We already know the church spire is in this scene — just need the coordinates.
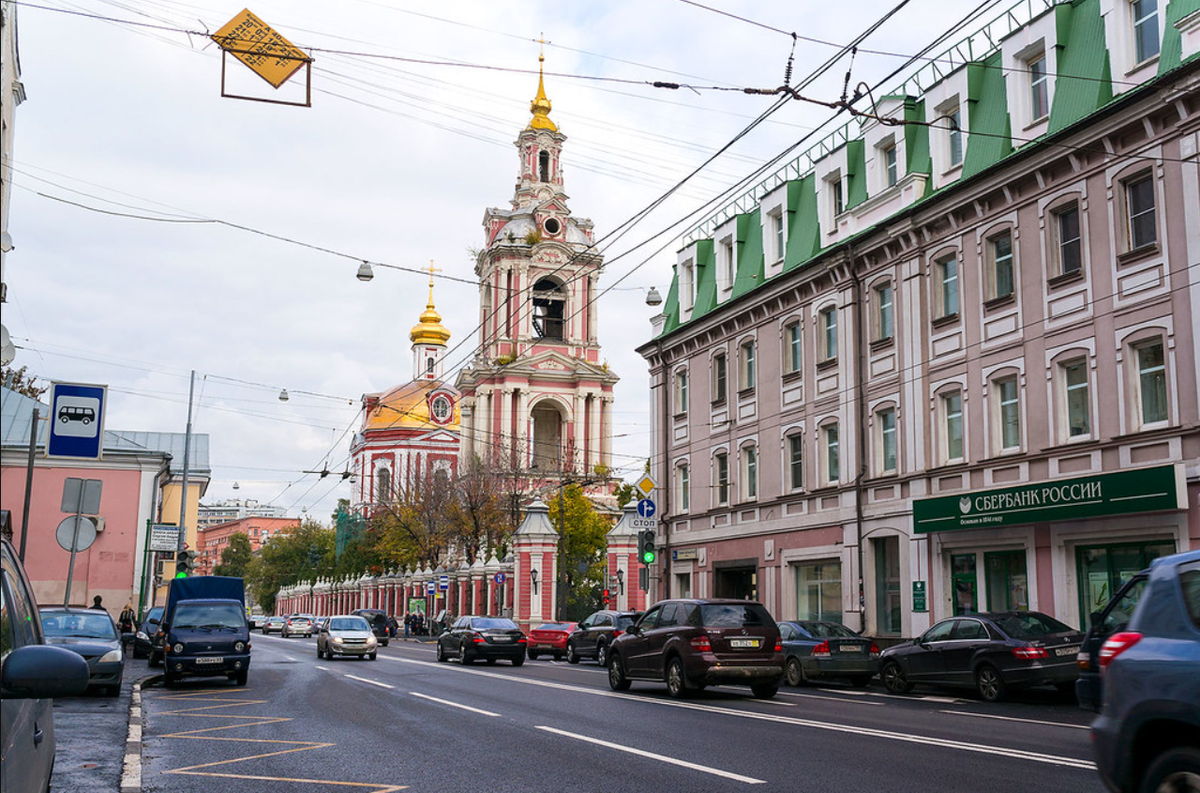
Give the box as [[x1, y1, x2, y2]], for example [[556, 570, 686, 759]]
[[410, 262, 450, 347], [527, 41, 557, 132]]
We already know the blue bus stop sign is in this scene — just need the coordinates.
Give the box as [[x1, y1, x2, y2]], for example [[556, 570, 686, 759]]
[[47, 382, 107, 460]]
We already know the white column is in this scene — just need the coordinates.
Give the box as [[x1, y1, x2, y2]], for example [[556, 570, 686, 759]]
[[601, 395, 613, 468], [588, 392, 602, 470], [516, 389, 530, 468]]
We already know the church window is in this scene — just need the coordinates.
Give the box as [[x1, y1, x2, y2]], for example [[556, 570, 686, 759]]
[[376, 467, 392, 503], [532, 278, 566, 341], [544, 217, 561, 236], [426, 357, 435, 374], [539, 150, 551, 182], [431, 395, 452, 423]]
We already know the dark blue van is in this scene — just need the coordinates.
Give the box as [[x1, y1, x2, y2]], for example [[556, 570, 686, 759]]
[[161, 577, 251, 687]]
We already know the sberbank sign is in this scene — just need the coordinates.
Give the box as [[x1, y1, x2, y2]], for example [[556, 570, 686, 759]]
[[913, 464, 1185, 534]]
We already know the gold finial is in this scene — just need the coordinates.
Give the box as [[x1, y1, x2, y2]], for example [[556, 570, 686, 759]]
[[425, 260, 441, 306], [528, 34, 557, 132], [410, 261, 450, 346]]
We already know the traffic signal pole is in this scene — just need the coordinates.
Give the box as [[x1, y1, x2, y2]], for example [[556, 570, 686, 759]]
[[175, 371, 195, 577]]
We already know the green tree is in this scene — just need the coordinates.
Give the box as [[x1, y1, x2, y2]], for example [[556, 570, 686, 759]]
[[449, 455, 513, 565], [549, 484, 612, 621], [244, 519, 333, 613], [213, 532, 253, 577]]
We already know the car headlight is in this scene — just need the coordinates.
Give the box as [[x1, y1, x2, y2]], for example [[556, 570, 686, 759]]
[[366, 636, 377, 646], [99, 649, 122, 663], [234, 641, 245, 652], [331, 636, 344, 644], [173, 643, 184, 653], [136, 631, 149, 641]]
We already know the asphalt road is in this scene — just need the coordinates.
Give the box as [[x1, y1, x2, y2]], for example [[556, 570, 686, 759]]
[[137, 634, 1102, 793]]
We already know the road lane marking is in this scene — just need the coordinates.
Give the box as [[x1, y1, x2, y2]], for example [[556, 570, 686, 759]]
[[409, 692, 499, 717], [315, 665, 329, 671], [384, 655, 1092, 769], [938, 710, 1090, 730], [777, 690, 882, 706], [535, 726, 766, 784], [345, 675, 394, 689]]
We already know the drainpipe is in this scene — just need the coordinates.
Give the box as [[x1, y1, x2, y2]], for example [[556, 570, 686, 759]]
[[850, 243, 868, 634], [659, 338, 671, 601]]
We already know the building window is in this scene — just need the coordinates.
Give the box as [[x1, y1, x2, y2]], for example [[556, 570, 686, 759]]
[[531, 278, 565, 340], [1136, 340, 1168, 425], [878, 407, 897, 474], [1029, 53, 1049, 120], [795, 562, 842, 622], [787, 434, 803, 491], [874, 282, 893, 341], [674, 369, 688, 416], [883, 144, 898, 187], [376, 467, 391, 502], [948, 106, 963, 167], [823, 424, 839, 485], [680, 261, 695, 311], [538, 150, 551, 182], [936, 255, 959, 318], [770, 210, 785, 261], [784, 321, 802, 374], [1133, 0, 1160, 63], [1063, 359, 1091, 438], [739, 340, 756, 391], [1053, 203, 1082, 277], [720, 239, 735, 290], [943, 391, 964, 462], [832, 179, 844, 216], [995, 376, 1021, 451], [820, 306, 837, 361], [676, 463, 690, 512], [1125, 173, 1156, 251], [743, 446, 758, 500], [987, 231, 1015, 301], [715, 452, 729, 506], [712, 352, 727, 404]]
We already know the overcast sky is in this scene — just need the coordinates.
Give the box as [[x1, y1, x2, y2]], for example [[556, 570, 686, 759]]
[[5, 0, 994, 522]]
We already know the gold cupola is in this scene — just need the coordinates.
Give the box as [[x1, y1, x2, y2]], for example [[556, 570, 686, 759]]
[[409, 269, 451, 346], [527, 52, 557, 132]]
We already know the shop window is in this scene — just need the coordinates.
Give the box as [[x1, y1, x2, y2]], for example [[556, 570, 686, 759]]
[[741, 445, 758, 500], [783, 320, 803, 375], [1077, 540, 1175, 626], [952, 553, 978, 615], [1062, 358, 1091, 438], [822, 423, 840, 485], [874, 282, 894, 342], [820, 306, 838, 362], [994, 375, 1021, 452], [714, 451, 729, 506], [795, 562, 842, 622], [1132, 0, 1160, 63], [877, 407, 897, 475], [874, 536, 902, 634], [935, 255, 959, 319], [739, 340, 756, 392], [786, 433, 804, 492], [1135, 340, 1168, 426], [941, 390, 965, 463], [1052, 203, 1082, 278], [986, 551, 1029, 612]]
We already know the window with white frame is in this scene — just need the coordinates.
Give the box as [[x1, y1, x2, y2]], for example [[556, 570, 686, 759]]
[[1135, 339, 1168, 426], [947, 105, 964, 168], [712, 352, 728, 404], [874, 282, 894, 341], [1029, 53, 1049, 120], [820, 306, 838, 362], [1062, 358, 1091, 439], [822, 424, 840, 485], [787, 433, 804, 491], [674, 368, 689, 416], [769, 210, 786, 262], [1124, 172, 1157, 251], [1052, 202, 1083, 277], [877, 407, 898, 474], [827, 175, 844, 219], [676, 463, 690, 512], [936, 255, 960, 319], [680, 260, 695, 311], [742, 445, 758, 500], [882, 142, 898, 188], [714, 451, 729, 506], [1132, 0, 1160, 63], [995, 375, 1021, 451], [784, 320, 802, 375], [739, 340, 756, 391], [987, 231, 1015, 301], [942, 391, 965, 463], [720, 238, 735, 290]]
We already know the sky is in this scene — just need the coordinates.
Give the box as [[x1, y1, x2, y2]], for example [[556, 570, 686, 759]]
[[4, 0, 1000, 522]]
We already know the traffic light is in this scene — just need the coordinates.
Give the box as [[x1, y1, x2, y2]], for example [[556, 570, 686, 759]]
[[602, 588, 611, 605], [638, 530, 656, 565], [175, 550, 195, 578]]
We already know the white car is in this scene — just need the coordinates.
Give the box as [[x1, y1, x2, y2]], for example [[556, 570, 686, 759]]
[[282, 615, 313, 638]]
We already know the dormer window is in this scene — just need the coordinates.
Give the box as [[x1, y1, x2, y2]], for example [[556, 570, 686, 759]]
[[532, 278, 565, 340], [1029, 53, 1049, 120], [538, 150, 551, 182], [1133, 0, 1160, 63]]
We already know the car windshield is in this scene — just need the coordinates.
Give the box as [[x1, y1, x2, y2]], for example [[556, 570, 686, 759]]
[[330, 617, 370, 631], [797, 621, 858, 638], [173, 604, 246, 631], [697, 603, 773, 628], [474, 618, 517, 630], [535, 623, 571, 631], [990, 612, 1074, 639], [42, 612, 117, 640]]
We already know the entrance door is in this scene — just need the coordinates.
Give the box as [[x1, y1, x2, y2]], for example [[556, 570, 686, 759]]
[[1077, 540, 1175, 626], [951, 554, 978, 615], [985, 550, 1029, 611], [714, 566, 757, 600], [873, 537, 902, 634]]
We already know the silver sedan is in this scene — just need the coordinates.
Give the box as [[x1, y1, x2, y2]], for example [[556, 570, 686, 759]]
[[316, 615, 378, 660]]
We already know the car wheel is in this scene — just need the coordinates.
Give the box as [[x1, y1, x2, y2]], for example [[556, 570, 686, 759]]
[[554, 652, 564, 661], [785, 656, 807, 687], [566, 642, 580, 664], [751, 682, 779, 699], [381, 640, 389, 647], [1139, 747, 1200, 793], [528, 651, 539, 660], [486, 658, 498, 665], [607, 653, 630, 692], [105, 685, 120, 697], [665, 657, 690, 699], [149, 651, 161, 668], [164, 669, 178, 688], [596, 642, 609, 668], [234, 671, 247, 686], [512, 654, 525, 667], [881, 661, 912, 694], [436, 642, 447, 663], [849, 675, 873, 688], [369, 652, 377, 661], [975, 664, 1007, 702], [459, 644, 472, 665]]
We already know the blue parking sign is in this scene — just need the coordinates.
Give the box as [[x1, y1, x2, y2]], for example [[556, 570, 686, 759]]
[[47, 382, 107, 460]]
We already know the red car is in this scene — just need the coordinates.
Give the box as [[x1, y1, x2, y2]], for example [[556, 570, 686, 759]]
[[527, 622, 577, 660]]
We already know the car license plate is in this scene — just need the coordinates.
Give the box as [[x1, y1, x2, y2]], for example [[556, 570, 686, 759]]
[[729, 638, 759, 649], [535, 644, 552, 650], [492, 636, 511, 643], [195, 656, 224, 664], [839, 645, 865, 653], [1055, 646, 1079, 657]]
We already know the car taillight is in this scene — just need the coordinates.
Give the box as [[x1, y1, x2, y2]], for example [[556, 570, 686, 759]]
[[774, 639, 782, 653], [613, 630, 623, 638], [1099, 632, 1142, 669], [1012, 646, 1049, 660], [1076, 650, 1091, 670], [690, 635, 712, 652], [473, 633, 485, 644], [869, 642, 881, 657], [812, 641, 831, 658], [517, 637, 527, 644]]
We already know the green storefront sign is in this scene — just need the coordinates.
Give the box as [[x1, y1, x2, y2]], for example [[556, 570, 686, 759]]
[[913, 464, 1184, 534], [912, 581, 927, 612]]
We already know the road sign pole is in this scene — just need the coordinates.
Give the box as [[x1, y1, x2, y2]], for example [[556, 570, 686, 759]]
[[137, 519, 152, 619], [62, 485, 86, 608], [18, 407, 37, 563]]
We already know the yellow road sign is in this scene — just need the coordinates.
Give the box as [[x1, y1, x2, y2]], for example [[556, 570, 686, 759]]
[[635, 475, 657, 497], [211, 9, 308, 89]]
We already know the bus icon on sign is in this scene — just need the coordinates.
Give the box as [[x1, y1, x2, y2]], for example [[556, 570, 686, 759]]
[[58, 406, 96, 425]]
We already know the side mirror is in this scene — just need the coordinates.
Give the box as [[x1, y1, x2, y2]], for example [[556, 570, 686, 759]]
[[1, 645, 89, 699], [626, 624, 641, 636]]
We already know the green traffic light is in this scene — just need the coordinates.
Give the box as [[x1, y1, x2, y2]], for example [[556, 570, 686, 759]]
[[642, 550, 656, 564], [174, 571, 187, 578]]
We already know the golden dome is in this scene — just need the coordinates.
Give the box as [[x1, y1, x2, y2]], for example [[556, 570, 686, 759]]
[[364, 381, 460, 432], [410, 270, 451, 346], [528, 53, 557, 132]]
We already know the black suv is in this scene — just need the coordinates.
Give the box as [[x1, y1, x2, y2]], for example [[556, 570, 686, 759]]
[[607, 599, 784, 699], [566, 609, 641, 666], [352, 609, 392, 646]]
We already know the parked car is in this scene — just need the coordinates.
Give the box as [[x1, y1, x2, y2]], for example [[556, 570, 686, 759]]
[[607, 599, 784, 699], [38, 607, 125, 697], [247, 613, 266, 630], [282, 615, 314, 638], [779, 620, 880, 687], [1091, 549, 1200, 793], [316, 615, 378, 660], [435, 616, 526, 666], [1076, 570, 1153, 712], [1, 535, 90, 793], [880, 611, 1084, 702], [566, 609, 641, 666], [262, 616, 286, 634], [527, 622, 576, 660], [134, 606, 164, 660], [352, 608, 392, 646]]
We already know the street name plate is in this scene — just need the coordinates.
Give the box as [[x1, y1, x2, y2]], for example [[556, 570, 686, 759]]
[[150, 525, 181, 552]]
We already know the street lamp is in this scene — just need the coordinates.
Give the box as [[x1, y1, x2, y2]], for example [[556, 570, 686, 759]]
[[529, 568, 539, 595], [645, 286, 663, 307], [356, 261, 375, 281], [278, 388, 289, 402]]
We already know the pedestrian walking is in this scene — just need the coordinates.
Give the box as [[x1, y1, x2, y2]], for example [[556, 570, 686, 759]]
[[90, 595, 105, 610], [118, 602, 136, 651]]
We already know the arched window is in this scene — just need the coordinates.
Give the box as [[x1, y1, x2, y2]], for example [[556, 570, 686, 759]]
[[538, 150, 551, 182], [426, 356, 435, 374], [532, 278, 565, 340], [376, 467, 391, 503]]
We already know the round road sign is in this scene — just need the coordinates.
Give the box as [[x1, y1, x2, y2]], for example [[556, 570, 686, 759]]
[[494, 572, 507, 585], [55, 515, 97, 553]]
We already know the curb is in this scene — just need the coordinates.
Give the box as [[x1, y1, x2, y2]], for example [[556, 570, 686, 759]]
[[120, 675, 160, 793]]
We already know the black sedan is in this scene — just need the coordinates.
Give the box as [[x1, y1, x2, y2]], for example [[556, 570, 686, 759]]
[[39, 607, 125, 696], [880, 611, 1084, 702], [779, 620, 880, 687], [435, 616, 526, 666], [133, 606, 164, 660]]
